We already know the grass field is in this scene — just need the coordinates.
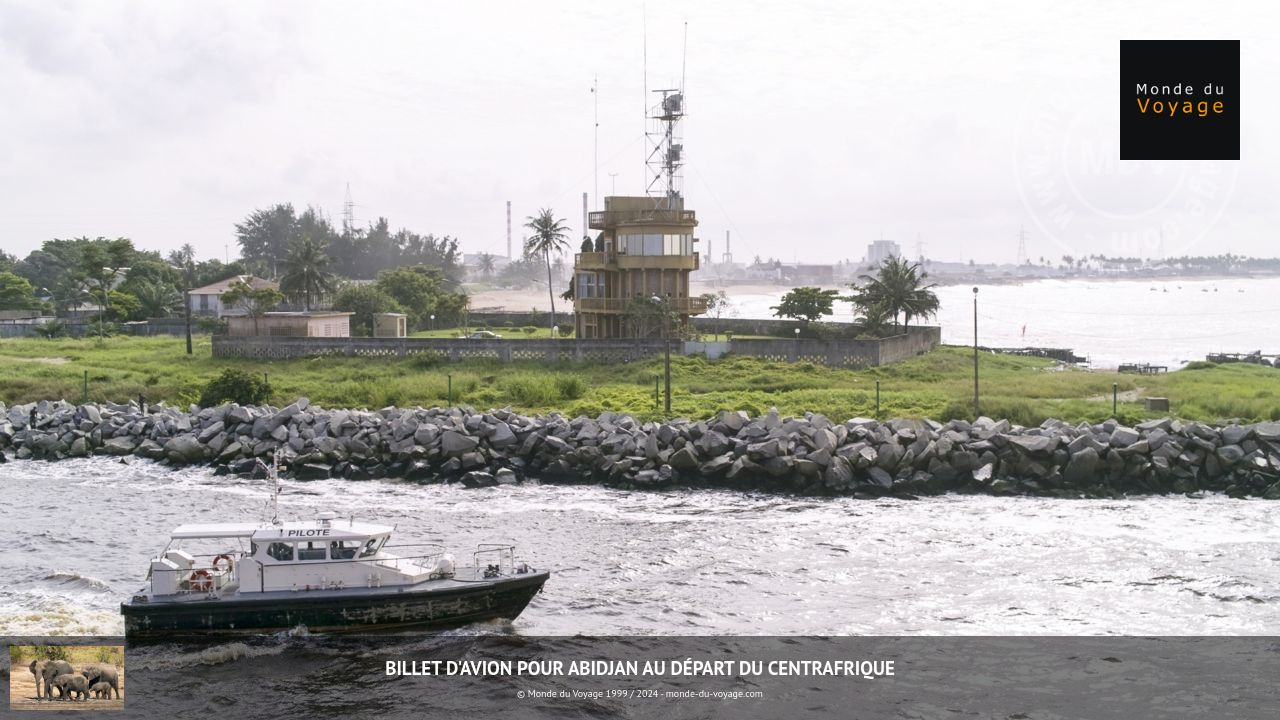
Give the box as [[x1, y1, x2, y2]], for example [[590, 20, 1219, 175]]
[[0, 335, 1277, 425]]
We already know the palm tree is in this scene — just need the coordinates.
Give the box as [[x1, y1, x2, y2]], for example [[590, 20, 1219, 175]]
[[847, 256, 939, 332], [279, 236, 335, 310], [167, 244, 196, 268], [132, 280, 182, 318], [478, 252, 496, 278], [523, 208, 571, 331]]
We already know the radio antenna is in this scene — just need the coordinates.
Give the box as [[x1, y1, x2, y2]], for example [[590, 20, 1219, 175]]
[[681, 21, 688, 93]]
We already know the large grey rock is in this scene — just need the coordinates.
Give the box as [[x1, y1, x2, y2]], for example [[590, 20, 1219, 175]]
[[1064, 447, 1100, 484], [441, 430, 479, 457], [101, 436, 137, 455], [163, 435, 205, 462], [1109, 427, 1140, 447]]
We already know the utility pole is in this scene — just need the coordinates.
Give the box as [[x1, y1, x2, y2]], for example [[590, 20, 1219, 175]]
[[653, 295, 672, 415], [184, 289, 193, 355], [972, 287, 980, 418], [506, 201, 512, 260]]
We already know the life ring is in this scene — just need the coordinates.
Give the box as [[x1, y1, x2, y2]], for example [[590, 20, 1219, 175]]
[[213, 554, 234, 572], [189, 569, 213, 593]]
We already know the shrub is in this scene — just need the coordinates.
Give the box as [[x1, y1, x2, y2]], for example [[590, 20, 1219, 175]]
[[85, 320, 119, 337], [555, 375, 587, 400], [31, 320, 66, 339], [194, 315, 228, 334], [199, 368, 272, 407], [1183, 360, 1216, 370], [522, 326, 538, 335]]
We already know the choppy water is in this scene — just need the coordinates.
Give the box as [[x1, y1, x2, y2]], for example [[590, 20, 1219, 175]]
[[728, 276, 1280, 368], [3, 458, 1280, 637]]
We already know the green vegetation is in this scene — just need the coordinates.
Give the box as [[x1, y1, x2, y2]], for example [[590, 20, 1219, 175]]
[[9, 645, 124, 665], [1, 337, 1277, 425], [523, 208, 573, 330], [771, 286, 839, 325], [200, 368, 273, 408], [847, 256, 940, 331]]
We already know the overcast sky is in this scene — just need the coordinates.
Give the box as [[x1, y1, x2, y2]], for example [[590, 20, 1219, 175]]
[[2, 1, 1276, 265]]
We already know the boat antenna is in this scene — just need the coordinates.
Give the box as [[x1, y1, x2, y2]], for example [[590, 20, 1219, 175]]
[[269, 449, 283, 526]]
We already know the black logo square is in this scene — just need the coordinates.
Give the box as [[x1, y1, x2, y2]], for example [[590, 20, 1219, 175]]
[[1120, 40, 1239, 160]]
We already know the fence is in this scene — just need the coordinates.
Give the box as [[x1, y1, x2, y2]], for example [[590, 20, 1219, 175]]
[[212, 326, 941, 367], [0, 320, 195, 338], [213, 336, 674, 363]]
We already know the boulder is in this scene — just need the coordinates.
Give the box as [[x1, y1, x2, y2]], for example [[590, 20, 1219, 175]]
[[163, 435, 205, 463], [441, 430, 479, 457], [100, 435, 137, 455]]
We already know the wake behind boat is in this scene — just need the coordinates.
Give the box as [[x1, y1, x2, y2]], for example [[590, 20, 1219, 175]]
[[121, 459, 548, 639]]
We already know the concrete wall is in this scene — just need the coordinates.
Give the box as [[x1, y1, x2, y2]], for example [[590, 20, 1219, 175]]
[[213, 336, 674, 363]]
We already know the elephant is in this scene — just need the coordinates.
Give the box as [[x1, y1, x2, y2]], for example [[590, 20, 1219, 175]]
[[81, 664, 122, 700], [29, 659, 74, 701], [91, 682, 112, 699], [52, 673, 89, 701]]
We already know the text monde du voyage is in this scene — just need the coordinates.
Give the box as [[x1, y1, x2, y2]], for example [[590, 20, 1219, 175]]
[[1135, 82, 1227, 118]]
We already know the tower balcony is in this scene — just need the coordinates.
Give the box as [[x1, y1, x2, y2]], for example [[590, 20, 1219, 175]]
[[575, 295, 709, 315], [574, 253, 700, 271]]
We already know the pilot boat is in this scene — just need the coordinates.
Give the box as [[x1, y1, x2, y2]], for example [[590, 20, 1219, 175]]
[[121, 461, 548, 639]]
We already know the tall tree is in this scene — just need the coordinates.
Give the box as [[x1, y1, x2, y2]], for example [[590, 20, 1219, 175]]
[[700, 290, 732, 340], [0, 250, 15, 273], [235, 204, 297, 278], [523, 208, 571, 332], [131, 280, 182, 318], [332, 283, 403, 336], [374, 265, 467, 329], [477, 252, 496, 278], [167, 243, 196, 268], [846, 256, 939, 331], [279, 236, 335, 310], [771, 287, 839, 326], [0, 272, 38, 310], [78, 238, 136, 336], [221, 280, 284, 335]]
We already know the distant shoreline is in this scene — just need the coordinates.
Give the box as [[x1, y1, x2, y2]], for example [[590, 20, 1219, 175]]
[[467, 273, 1280, 312]]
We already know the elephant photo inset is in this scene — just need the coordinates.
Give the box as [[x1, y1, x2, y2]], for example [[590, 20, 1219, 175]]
[[8, 645, 125, 711]]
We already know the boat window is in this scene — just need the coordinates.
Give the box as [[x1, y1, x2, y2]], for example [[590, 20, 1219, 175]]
[[359, 536, 383, 558], [251, 542, 258, 556], [330, 540, 361, 560], [298, 541, 326, 562], [266, 542, 294, 562]]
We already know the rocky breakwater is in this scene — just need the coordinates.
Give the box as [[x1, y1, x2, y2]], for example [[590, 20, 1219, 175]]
[[3, 399, 1280, 499]]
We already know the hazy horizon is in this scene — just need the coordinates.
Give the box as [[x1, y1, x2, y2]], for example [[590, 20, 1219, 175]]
[[3, 1, 1277, 266]]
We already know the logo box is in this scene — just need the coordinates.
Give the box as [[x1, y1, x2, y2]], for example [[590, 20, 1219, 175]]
[[1120, 40, 1239, 160]]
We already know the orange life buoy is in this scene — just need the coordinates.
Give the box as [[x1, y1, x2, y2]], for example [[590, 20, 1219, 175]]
[[213, 554, 234, 572], [189, 568, 213, 593]]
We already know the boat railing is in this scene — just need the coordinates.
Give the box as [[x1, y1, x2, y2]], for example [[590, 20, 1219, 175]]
[[259, 550, 453, 591], [473, 544, 517, 577]]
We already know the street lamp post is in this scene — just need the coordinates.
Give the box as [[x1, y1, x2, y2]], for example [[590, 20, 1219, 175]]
[[972, 286, 980, 419], [652, 295, 671, 415], [430, 314, 435, 332], [794, 326, 800, 361]]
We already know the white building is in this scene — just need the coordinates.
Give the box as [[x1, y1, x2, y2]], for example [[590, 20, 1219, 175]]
[[865, 239, 901, 268], [188, 275, 277, 316]]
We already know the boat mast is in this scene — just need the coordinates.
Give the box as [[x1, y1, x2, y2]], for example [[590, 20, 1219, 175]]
[[269, 449, 283, 526]]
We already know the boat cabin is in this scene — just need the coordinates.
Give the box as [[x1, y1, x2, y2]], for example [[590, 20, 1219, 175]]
[[148, 511, 449, 597]]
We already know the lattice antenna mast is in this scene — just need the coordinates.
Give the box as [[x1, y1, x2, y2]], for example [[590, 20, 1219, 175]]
[[645, 89, 684, 201], [342, 183, 357, 234], [1016, 225, 1029, 266]]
